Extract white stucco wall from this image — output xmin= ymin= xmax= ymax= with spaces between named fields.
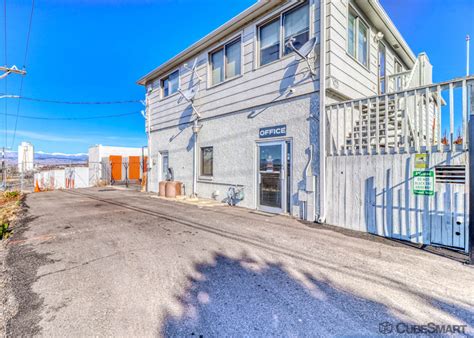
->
xmin=149 ymin=92 xmax=319 ymax=220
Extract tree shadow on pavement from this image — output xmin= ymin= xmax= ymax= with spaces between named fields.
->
xmin=160 ymin=253 xmax=403 ymax=337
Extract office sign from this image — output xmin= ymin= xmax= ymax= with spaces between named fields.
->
xmin=413 ymin=170 xmax=435 ymax=196
xmin=259 ymin=125 xmax=287 ymax=139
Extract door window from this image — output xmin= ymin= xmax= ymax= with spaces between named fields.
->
xmin=259 ymin=144 xmax=283 ymax=210
xmin=161 ymin=152 xmax=169 ymax=181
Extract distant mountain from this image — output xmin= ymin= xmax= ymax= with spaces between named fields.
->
xmin=4 ymin=151 xmax=88 ymax=166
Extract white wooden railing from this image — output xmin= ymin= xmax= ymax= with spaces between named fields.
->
xmin=389 ymin=70 xmax=410 ymax=92
xmin=325 ymin=76 xmax=474 ymax=156
xmin=388 ymin=53 xmax=432 ymax=94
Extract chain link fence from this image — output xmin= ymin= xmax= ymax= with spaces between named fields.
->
xmin=88 ymin=158 xmax=148 ymax=190
xmin=1 ymin=162 xmax=38 ymax=192
xmin=1 ymin=157 xmax=149 ymax=192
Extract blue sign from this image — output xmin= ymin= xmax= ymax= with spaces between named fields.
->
xmin=259 ymin=125 xmax=287 ymax=139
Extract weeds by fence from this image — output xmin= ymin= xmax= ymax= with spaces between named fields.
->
xmin=0 ymin=191 xmax=23 ymax=240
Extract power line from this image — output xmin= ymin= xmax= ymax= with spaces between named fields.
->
xmin=10 ymin=0 xmax=35 ymax=149
xmin=4 ymin=110 xmax=140 ymax=120
xmin=10 ymin=95 xmax=142 ymax=105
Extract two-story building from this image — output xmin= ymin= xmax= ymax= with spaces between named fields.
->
xmin=138 ymin=0 xmax=471 ymax=253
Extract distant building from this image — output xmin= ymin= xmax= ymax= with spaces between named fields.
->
xmin=18 ymin=141 xmax=34 ymax=173
xmin=88 ymin=145 xmax=148 ymax=186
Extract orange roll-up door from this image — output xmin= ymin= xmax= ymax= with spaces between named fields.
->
xmin=110 ymin=155 xmax=122 ymax=181
xmin=129 ymin=156 xmax=140 ymax=180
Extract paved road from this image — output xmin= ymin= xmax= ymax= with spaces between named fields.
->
xmin=2 ymin=188 xmax=473 ymax=336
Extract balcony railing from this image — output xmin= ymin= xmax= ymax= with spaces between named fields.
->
xmin=388 ymin=70 xmax=411 ymax=93
xmin=325 ymin=76 xmax=473 ymax=156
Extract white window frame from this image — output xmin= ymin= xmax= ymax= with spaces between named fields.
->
xmin=394 ymin=58 xmax=404 ymax=74
xmin=160 ymin=69 xmax=180 ymax=99
xmin=378 ymin=41 xmax=387 ymax=95
xmin=160 ymin=151 xmax=169 ymax=181
xmin=200 ymin=146 xmax=214 ymax=178
xmin=208 ymin=36 xmax=242 ymax=87
xmin=347 ymin=5 xmax=370 ymax=70
xmin=256 ymin=1 xmax=310 ymax=68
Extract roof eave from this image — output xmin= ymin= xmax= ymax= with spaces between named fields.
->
xmin=137 ymin=0 xmax=285 ymax=86
xmin=356 ymin=0 xmax=417 ymax=68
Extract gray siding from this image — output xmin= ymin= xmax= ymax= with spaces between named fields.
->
xmin=147 ymin=0 xmax=321 ymax=132
xmin=326 ymin=0 xmax=408 ymax=100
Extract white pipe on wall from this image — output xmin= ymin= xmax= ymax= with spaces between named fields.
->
xmin=146 ymin=94 xmax=152 ymax=192
xmin=317 ymin=0 xmax=327 ymax=223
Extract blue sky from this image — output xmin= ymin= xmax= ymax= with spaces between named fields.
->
xmin=3 ymin=0 xmax=473 ymax=154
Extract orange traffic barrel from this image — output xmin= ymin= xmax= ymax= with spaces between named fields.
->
xmin=34 ymin=180 xmax=40 ymax=192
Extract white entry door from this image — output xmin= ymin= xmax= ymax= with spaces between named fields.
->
xmin=257 ymin=142 xmax=287 ymax=214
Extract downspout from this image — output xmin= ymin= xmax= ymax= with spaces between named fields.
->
xmin=304 ymin=143 xmax=314 ymax=221
xmin=146 ymin=93 xmax=151 ymax=192
xmin=191 ymin=119 xmax=202 ymax=198
xmin=317 ymin=0 xmax=327 ymax=223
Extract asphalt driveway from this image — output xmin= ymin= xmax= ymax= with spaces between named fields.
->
xmin=1 ymin=188 xmax=473 ymax=336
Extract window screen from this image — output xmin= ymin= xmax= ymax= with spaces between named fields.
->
xmin=259 ymin=19 xmax=280 ymax=66
xmin=348 ymin=12 xmax=356 ymax=57
xmin=211 ymin=49 xmax=224 ymax=85
xmin=283 ymin=3 xmax=309 ymax=55
xmin=225 ymin=39 xmax=241 ymax=79
xmin=210 ymin=38 xmax=241 ymax=85
xmin=162 ymin=70 xmax=179 ymax=98
xmin=357 ymin=21 xmax=368 ymax=66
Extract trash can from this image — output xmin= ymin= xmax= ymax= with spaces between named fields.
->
xmin=165 ymin=181 xmax=182 ymax=198
xmin=159 ymin=181 xmax=167 ymax=197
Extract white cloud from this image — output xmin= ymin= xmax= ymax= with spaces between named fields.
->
xmin=6 ymin=130 xmax=90 ymax=143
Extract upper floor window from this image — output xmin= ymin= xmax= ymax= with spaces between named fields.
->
xmin=161 ymin=70 xmax=179 ymax=98
xmin=259 ymin=19 xmax=280 ymax=66
xmin=283 ymin=3 xmax=310 ymax=55
xmin=348 ymin=10 xmax=369 ymax=68
xmin=378 ymin=43 xmax=386 ymax=94
xmin=210 ymin=38 xmax=241 ymax=86
xmin=394 ymin=59 xmax=403 ymax=74
xmin=394 ymin=59 xmax=404 ymax=91
xmin=259 ymin=1 xmax=309 ymax=67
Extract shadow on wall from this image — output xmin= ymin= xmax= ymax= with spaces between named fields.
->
xmin=248 ymin=59 xmax=308 ymax=119
xmin=160 ymin=253 xmax=401 ymax=336
xmin=364 ymin=152 xmax=466 ymax=248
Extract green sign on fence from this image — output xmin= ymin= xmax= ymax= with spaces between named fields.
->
xmin=413 ymin=170 xmax=435 ymax=196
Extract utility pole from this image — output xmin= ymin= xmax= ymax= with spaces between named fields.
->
xmin=1 ymin=95 xmax=20 ymax=191
xmin=0 ymin=65 xmax=26 ymax=79
xmin=467 ymin=35 xmax=471 ymax=76
xmin=468 ymin=35 xmax=473 ymax=264
xmin=1 ymin=146 xmax=8 ymax=190
xmin=1 ymin=66 xmax=27 ymax=191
